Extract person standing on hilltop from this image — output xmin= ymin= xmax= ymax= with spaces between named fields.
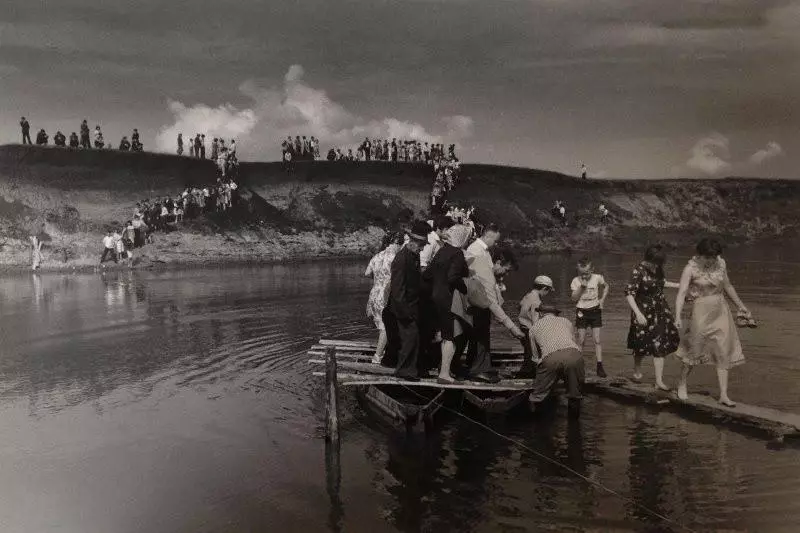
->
xmin=313 ymin=136 xmax=320 ymax=160
xmin=54 ymin=131 xmax=66 ymax=147
xmin=80 ymin=120 xmax=91 ymax=149
xmin=94 ymin=125 xmax=104 ymax=149
xmin=581 ymin=163 xmax=588 ymax=180
xmin=69 ymin=132 xmax=79 ymax=148
xmin=177 ymin=133 xmax=184 ymax=155
xmin=200 ymin=134 xmax=206 ymax=159
xmin=363 ymin=137 xmax=372 ymax=161
xmin=20 ymin=117 xmax=32 ymax=145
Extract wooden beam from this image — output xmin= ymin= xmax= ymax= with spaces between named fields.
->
xmin=325 ymin=346 xmax=340 ymax=443
xmin=312 ymin=372 xmax=534 ymax=391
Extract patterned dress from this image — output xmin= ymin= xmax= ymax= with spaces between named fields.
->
xmin=675 ymin=257 xmax=744 ymax=369
xmin=365 ymin=244 xmax=400 ymax=330
xmin=625 ymin=261 xmax=680 ymax=358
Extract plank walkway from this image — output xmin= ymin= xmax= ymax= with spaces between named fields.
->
xmin=312 ymin=339 xmax=800 ymax=439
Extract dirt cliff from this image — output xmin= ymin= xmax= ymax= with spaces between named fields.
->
xmin=0 ymin=144 xmax=797 ymax=270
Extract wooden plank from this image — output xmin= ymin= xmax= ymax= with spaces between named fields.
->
xmin=585 ymin=378 xmax=800 ymax=435
xmin=308 ymin=354 xmax=525 ymax=365
xmin=312 ymin=372 xmax=534 ymax=391
xmin=315 ymin=340 xmax=523 ymax=355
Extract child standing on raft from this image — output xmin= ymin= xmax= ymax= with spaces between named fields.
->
xmin=570 ymin=257 xmax=609 ymax=377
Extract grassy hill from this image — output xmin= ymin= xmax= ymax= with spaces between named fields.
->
xmin=0 ymin=144 xmax=798 ymax=269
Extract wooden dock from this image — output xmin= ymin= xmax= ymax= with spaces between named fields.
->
xmin=311 ymin=339 xmax=800 ymax=442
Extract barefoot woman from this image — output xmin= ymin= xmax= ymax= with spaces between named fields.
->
xmin=625 ymin=244 xmax=680 ymax=390
xmin=674 ymin=238 xmax=749 ymax=407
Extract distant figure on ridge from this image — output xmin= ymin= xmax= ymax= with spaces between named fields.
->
xmin=581 ymin=163 xmax=587 ymax=180
xmin=177 ymin=133 xmax=184 ymax=155
xmin=69 ymin=132 xmax=79 ymax=148
xmin=35 ymin=129 xmax=49 ymax=145
xmin=54 ymin=131 xmax=66 ymax=147
xmin=94 ymin=125 xmax=104 ymax=149
xmin=200 ymin=134 xmax=206 ymax=159
xmin=20 ymin=117 xmax=31 ymax=145
xmin=80 ymin=120 xmax=91 ymax=149
xmin=119 ymin=136 xmax=131 ymax=151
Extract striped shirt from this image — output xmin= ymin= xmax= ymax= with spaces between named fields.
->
xmin=530 ymin=315 xmax=579 ymax=363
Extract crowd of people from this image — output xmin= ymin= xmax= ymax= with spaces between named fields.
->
xmin=177 ymin=135 xmax=240 ymax=178
xmin=365 ymin=209 xmax=755 ymax=418
xmin=281 ymin=136 xmax=321 ymax=163
xmin=20 ymin=117 xmax=144 ymax=152
xmin=98 ymin=178 xmax=239 ymax=266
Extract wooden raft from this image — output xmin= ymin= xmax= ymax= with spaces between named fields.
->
xmin=312 ymin=339 xmax=800 ymax=440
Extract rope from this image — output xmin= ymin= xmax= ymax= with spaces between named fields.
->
xmin=398 ymin=383 xmax=700 ymax=533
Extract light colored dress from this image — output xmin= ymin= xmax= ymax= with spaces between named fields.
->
xmin=365 ymin=244 xmax=400 ymax=330
xmin=675 ymin=257 xmax=744 ymax=369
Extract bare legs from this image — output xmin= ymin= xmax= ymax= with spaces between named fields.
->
xmin=677 ymin=364 xmax=735 ymax=406
xmin=579 ymin=327 xmax=606 ymax=377
xmin=438 ymin=340 xmax=456 ymax=381
xmin=717 ymin=368 xmax=735 ymax=406
xmin=633 ymin=354 xmax=668 ymax=390
xmin=677 ymin=365 xmax=691 ymax=400
xmin=372 ymin=329 xmax=388 ymax=364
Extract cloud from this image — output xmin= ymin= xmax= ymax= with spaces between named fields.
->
xmin=686 ymin=132 xmax=731 ymax=175
xmin=749 ymin=141 xmax=783 ymax=165
xmin=156 ymin=64 xmax=474 ymax=158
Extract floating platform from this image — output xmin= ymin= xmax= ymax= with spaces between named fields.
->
xmin=312 ymin=339 xmax=800 ymax=441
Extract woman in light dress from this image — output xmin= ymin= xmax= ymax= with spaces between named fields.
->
xmin=674 ymin=238 xmax=750 ymax=407
xmin=365 ymin=232 xmax=404 ymax=363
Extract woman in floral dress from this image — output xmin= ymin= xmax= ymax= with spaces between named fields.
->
xmin=674 ymin=238 xmax=749 ymax=407
xmin=365 ymin=232 xmax=403 ymax=363
xmin=625 ymin=244 xmax=681 ymax=391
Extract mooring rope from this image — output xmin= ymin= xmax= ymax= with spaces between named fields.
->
xmin=398 ymin=383 xmax=699 ymax=533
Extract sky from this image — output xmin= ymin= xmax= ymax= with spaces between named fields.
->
xmin=0 ymin=0 xmax=798 ymax=179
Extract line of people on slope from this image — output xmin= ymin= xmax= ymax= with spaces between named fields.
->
xmin=366 ymin=221 xmax=755 ymax=416
xmin=20 ymin=117 xmax=143 ymax=151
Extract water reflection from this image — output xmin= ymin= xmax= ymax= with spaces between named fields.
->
xmin=0 ymin=252 xmax=798 ymax=532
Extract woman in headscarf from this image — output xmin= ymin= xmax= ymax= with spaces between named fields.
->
xmin=365 ymin=231 xmax=404 ymax=363
xmin=674 ymin=238 xmax=750 ymax=406
xmin=423 ymin=223 xmax=473 ymax=383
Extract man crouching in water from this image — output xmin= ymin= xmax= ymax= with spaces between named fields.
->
xmin=527 ymin=305 xmax=585 ymax=418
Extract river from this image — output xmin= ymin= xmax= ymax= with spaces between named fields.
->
xmin=0 ymin=247 xmax=799 ymax=532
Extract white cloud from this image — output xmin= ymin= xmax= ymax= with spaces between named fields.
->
xmin=156 ymin=64 xmax=474 ymax=158
xmin=686 ymin=132 xmax=731 ymax=175
xmin=749 ymin=141 xmax=783 ymax=165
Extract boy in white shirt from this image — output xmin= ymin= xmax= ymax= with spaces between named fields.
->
xmin=570 ymin=257 xmax=609 ymax=377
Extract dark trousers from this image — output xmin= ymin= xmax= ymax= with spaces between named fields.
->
xmin=529 ymin=348 xmax=584 ymax=403
xmin=22 ymin=132 xmax=31 ymax=145
xmin=382 ymin=307 xmax=419 ymax=378
xmin=100 ymin=247 xmax=118 ymax=264
xmin=465 ymin=308 xmax=492 ymax=376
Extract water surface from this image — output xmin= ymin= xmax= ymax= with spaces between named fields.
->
xmin=0 ymin=248 xmax=799 ymax=532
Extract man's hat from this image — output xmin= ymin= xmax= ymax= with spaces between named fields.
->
xmin=534 ymin=275 xmax=554 ymax=289
xmin=407 ymin=220 xmax=431 ymax=242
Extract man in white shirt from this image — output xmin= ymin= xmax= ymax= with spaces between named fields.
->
xmin=100 ymin=231 xmax=118 ymax=264
xmin=460 ymin=223 xmax=524 ymax=383
xmin=527 ymin=306 xmax=584 ymax=417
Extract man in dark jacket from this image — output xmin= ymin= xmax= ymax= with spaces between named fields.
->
xmin=20 ymin=117 xmax=31 ymax=144
xmin=383 ymin=220 xmax=430 ymax=381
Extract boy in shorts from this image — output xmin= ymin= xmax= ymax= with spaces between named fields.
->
xmin=570 ymin=257 xmax=609 ymax=377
